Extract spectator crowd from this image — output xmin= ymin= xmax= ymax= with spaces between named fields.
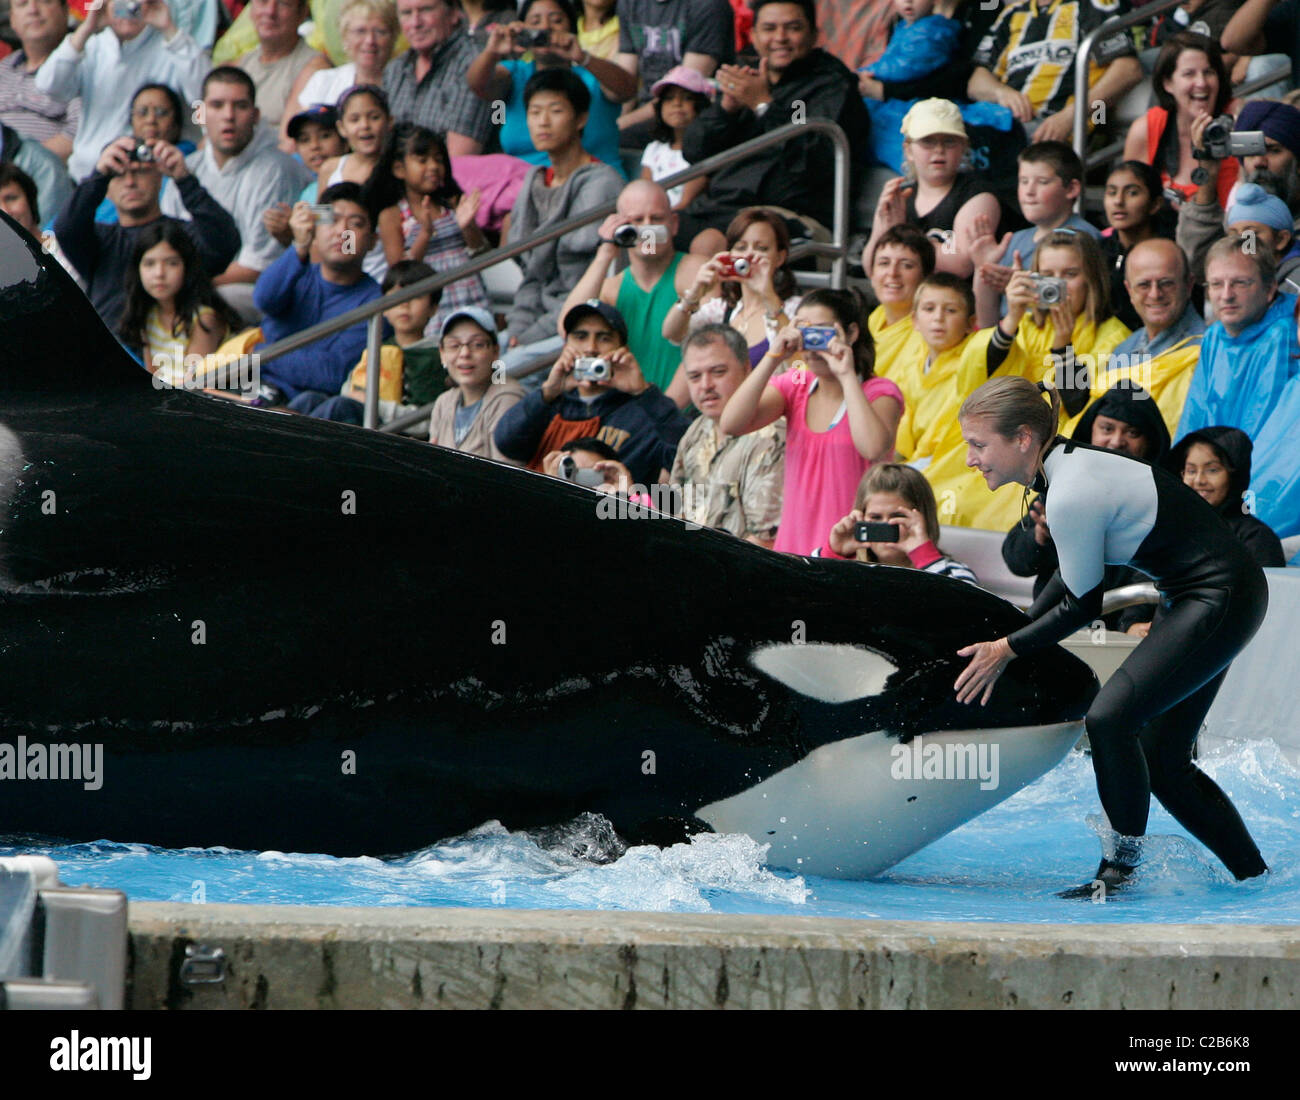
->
xmin=2 ymin=0 xmax=1298 ymax=578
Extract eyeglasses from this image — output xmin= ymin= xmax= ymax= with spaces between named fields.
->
xmin=441 ymin=338 xmax=494 ymax=353
xmin=132 ymin=105 xmax=175 ymax=118
xmin=1206 ymin=278 xmax=1261 ymax=292
xmin=1130 ymin=278 xmax=1179 ymax=294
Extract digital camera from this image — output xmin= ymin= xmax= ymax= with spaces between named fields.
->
xmin=307 ymin=203 xmax=335 ymax=224
xmin=113 ymin=0 xmax=144 ymax=17
xmin=854 ymin=521 xmax=900 ymax=543
xmin=1200 ymin=115 xmax=1267 ymax=161
xmin=1030 ymin=274 xmax=1067 ymax=308
xmin=514 ymin=28 xmax=551 ymax=48
xmin=557 ymin=454 xmax=605 ymax=486
xmin=573 ymin=356 xmax=611 ymax=382
xmin=129 ymin=141 xmax=154 ymax=163
xmin=717 ymin=255 xmax=750 ymax=278
xmin=800 ymin=326 xmax=837 ymax=350
xmin=611 ymin=223 xmax=670 ymax=248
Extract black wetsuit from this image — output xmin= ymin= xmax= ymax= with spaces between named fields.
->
xmin=1008 ymin=439 xmax=1269 ymax=880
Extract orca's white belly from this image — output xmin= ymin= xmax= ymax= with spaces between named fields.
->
xmin=696 ymin=721 xmax=1083 ymax=879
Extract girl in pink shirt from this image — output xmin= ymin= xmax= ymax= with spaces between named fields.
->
xmin=719 ymin=288 xmax=904 ymax=554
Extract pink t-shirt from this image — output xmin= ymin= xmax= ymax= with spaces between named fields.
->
xmin=769 ymin=369 xmax=904 ymax=555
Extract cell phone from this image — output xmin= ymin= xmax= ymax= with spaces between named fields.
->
xmin=854 ymin=521 xmax=899 ymax=543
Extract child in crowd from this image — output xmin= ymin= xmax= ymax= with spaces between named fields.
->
xmin=819 ymin=462 xmax=977 ymax=582
xmin=288 ymin=260 xmax=447 ymax=426
xmin=892 ymin=272 xmax=978 ymax=466
xmin=318 ymin=85 xmax=391 ymax=192
xmin=966 ymin=142 xmax=1100 ymax=329
xmin=663 ymin=207 xmax=802 ymax=395
xmin=857 ymin=0 xmax=963 ymax=174
xmin=923 ymin=230 xmax=1131 ymax=530
xmin=265 ymin=106 xmax=348 ymax=245
xmin=719 ymin=288 xmax=903 ymax=556
xmin=118 ymin=222 xmax=241 ymax=386
xmin=317 ymin=85 xmax=392 ymax=281
xmin=428 ymin=307 xmax=526 ymax=463
xmin=1101 ymin=160 xmax=1166 ymax=331
xmin=866 ymin=224 xmax=932 ymax=384
xmin=365 ymin=123 xmax=491 ymax=337
xmin=639 ymin=66 xmax=710 ymax=210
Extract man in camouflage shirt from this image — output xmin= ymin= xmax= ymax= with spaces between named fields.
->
xmin=669 ymin=324 xmax=785 ymax=547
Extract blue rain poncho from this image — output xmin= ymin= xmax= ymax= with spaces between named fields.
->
xmin=861 ymin=16 xmax=1013 ymax=172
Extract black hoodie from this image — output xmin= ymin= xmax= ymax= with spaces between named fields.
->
xmin=1166 ymin=427 xmax=1287 ymax=568
xmin=1002 ymin=383 xmax=1173 ymax=630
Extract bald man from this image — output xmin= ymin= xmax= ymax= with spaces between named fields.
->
xmin=1101 ymin=238 xmax=1205 ymax=431
xmin=560 ymin=179 xmax=705 ymax=397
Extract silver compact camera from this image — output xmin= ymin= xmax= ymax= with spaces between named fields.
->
xmin=1030 ymin=274 xmax=1067 ymax=308
xmin=573 ymin=356 xmax=611 ymax=382
xmin=113 ymin=0 xmax=144 ymax=17
xmin=306 ymin=203 xmax=335 ymax=223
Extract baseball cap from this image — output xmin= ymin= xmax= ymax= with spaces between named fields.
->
xmin=562 ymin=299 xmax=628 ymax=342
xmin=901 ymin=99 xmax=967 ymax=142
xmin=651 ymin=65 xmax=714 ymax=99
xmin=287 ymin=104 xmax=337 ymax=141
xmin=439 ymin=306 xmax=499 ymax=340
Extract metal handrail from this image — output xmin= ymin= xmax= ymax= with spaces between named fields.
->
xmin=251 ymin=120 xmax=854 ymax=428
xmin=1100 ymin=582 xmax=1160 ymax=615
xmin=1073 ymin=0 xmax=1181 ymax=204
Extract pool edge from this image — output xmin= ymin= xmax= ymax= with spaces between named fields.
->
xmin=126 ymin=902 xmax=1300 ymax=1009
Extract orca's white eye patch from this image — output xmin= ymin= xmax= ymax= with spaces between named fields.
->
xmin=750 ymin=643 xmax=898 ymax=704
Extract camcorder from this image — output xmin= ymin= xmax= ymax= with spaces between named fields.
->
xmin=514 ymin=27 xmax=551 ymax=48
xmin=610 ymin=223 xmax=670 ymax=248
xmin=306 ymin=203 xmax=335 ymax=223
xmin=1197 ymin=116 xmax=1267 ymax=161
xmin=717 ymin=255 xmax=750 ymax=278
xmin=573 ymin=356 xmax=611 ymax=382
xmin=557 ymin=454 xmax=605 ymax=486
xmin=1029 ymin=273 xmax=1067 ymax=308
xmin=800 ymin=326 xmax=837 ymax=350
xmin=855 ymin=521 xmax=900 ymax=543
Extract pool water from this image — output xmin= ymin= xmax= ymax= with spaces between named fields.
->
xmin=5 ymin=740 xmax=1298 ymax=924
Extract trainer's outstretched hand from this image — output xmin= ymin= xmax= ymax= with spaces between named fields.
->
xmin=955 ymin=637 xmax=1014 ymax=706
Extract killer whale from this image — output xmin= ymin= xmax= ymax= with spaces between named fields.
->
xmin=0 ymin=214 xmax=1098 ymax=878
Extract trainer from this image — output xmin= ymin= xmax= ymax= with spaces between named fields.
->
xmin=952 ymin=375 xmax=1269 ymax=896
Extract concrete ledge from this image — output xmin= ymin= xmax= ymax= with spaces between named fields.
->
xmin=128 ymin=902 xmax=1300 ymax=1009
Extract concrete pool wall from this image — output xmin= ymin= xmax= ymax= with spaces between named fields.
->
xmin=127 ymin=902 xmax=1300 ymax=1009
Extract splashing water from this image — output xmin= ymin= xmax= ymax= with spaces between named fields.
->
xmin=4 ymin=740 xmax=1297 ymax=922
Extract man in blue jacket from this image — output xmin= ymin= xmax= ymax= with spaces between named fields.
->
xmin=494 ymin=300 xmax=687 ymax=484
xmin=252 ymin=181 xmax=386 ymax=405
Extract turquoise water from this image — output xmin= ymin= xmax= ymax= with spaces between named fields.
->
xmin=4 ymin=740 xmax=1298 ymax=923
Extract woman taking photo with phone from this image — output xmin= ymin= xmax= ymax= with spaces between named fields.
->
xmin=953 ymin=376 xmax=1270 ymax=897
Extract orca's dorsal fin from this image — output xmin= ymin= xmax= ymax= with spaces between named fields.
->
xmin=0 ymin=211 xmax=150 ymax=392
xmin=750 ymin=643 xmax=897 ymax=704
